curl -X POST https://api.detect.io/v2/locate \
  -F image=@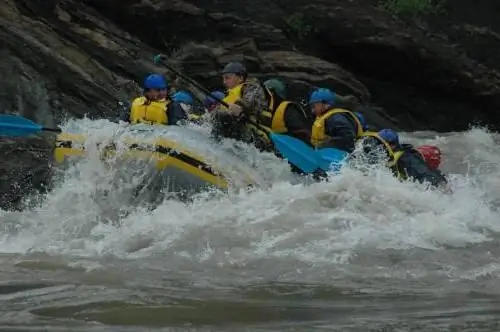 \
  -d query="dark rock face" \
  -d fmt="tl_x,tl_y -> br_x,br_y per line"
0,137 -> 52,210
1,0 -> 500,209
